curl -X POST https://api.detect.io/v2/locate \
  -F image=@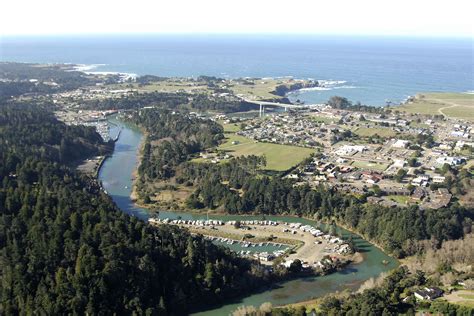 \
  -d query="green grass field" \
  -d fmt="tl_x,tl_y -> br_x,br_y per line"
386,195 -> 409,204
409,121 -> 430,129
443,290 -> 474,308
229,79 -> 286,101
112,81 -> 209,93
218,134 -> 314,171
442,106 -> 474,121
458,293 -> 474,300
353,127 -> 397,138
220,121 -> 242,133
351,160 -> 389,172
310,115 -> 336,124
397,93 -> 474,121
